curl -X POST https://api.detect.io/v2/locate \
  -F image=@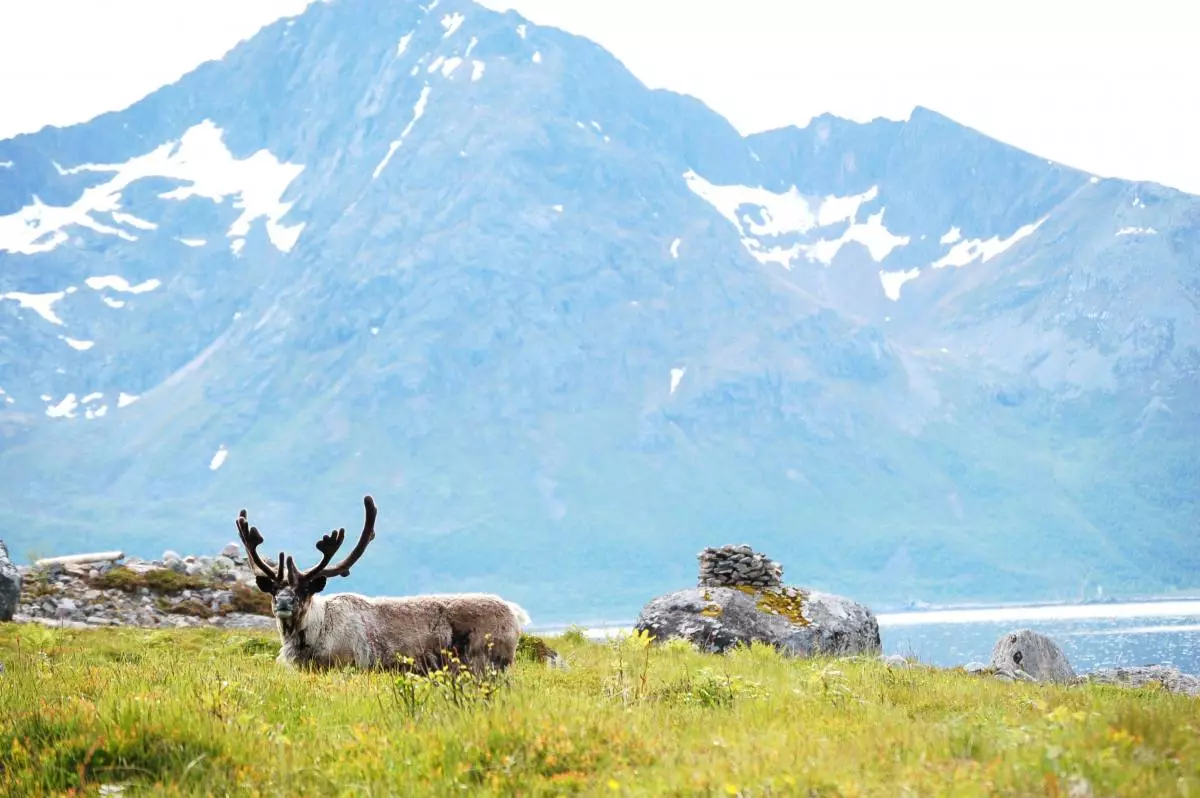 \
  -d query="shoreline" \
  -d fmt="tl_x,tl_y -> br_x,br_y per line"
530,596 -> 1200,639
